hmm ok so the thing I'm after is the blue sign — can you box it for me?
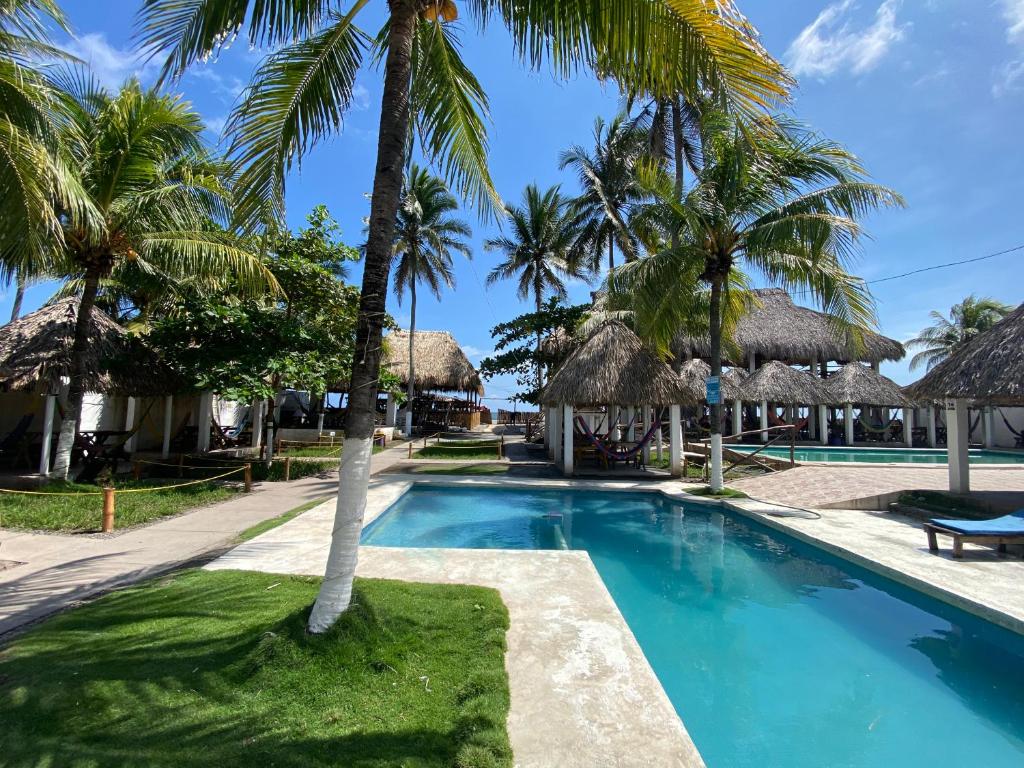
[706,376,721,405]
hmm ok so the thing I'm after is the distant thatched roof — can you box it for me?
[824,363,914,407]
[385,329,483,395]
[739,360,828,405]
[675,288,904,365]
[0,298,175,395]
[541,320,693,406]
[907,302,1024,405]
[677,359,746,402]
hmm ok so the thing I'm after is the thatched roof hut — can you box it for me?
[541,320,693,406]
[677,359,746,402]
[384,329,483,395]
[739,360,828,405]
[824,363,914,407]
[675,288,904,365]
[0,298,174,395]
[907,302,1024,405]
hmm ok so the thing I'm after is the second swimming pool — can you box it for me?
[728,445,1024,464]
[362,485,1024,768]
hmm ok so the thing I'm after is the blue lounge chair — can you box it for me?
[924,510,1024,558]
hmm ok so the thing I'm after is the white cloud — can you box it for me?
[63,33,155,89]
[786,0,908,79]
[204,114,227,137]
[187,68,245,103]
[993,58,1024,96]
[461,345,493,359]
[352,83,370,111]
[1003,0,1024,43]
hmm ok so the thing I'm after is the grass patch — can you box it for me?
[408,464,511,476]
[277,443,387,457]
[0,570,513,768]
[897,490,992,518]
[685,485,748,499]
[236,498,328,542]
[0,479,238,532]
[416,442,504,461]
[251,459,337,482]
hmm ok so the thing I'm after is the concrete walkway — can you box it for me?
[0,440,411,638]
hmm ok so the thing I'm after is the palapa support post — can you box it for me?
[243,463,252,493]
[102,487,115,533]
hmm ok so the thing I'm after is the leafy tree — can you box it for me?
[485,184,590,393]
[907,295,1013,371]
[612,114,902,490]
[139,0,791,632]
[392,165,471,434]
[480,298,588,404]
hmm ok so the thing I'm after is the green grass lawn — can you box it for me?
[0,570,513,768]
[277,443,387,457]
[416,441,504,461]
[0,479,239,532]
[236,497,329,542]
[407,464,510,476]
[685,485,749,499]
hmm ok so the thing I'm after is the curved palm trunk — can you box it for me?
[50,268,102,480]
[708,275,724,491]
[404,280,416,436]
[10,272,25,322]
[308,0,418,633]
[534,277,543,396]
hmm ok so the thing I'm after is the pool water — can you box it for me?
[729,445,1024,464]
[362,486,1024,768]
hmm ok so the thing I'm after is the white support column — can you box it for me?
[626,406,636,441]
[844,403,854,446]
[748,351,756,374]
[818,404,828,445]
[669,404,682,477]
[926,405,937,448]
[904,407,915,448]
[161,395,173,458]
[655,406,664,462]
[732,399,743,437]
[871,360,880,373]
[983,406,995,449]
[643,405,652,465]
[562,404,574,476]
[123,396,137,454]
[38,394,56,475]
[385,393,398,428]
[196,391,213,453]
[808,359,818,438]
[550,406,561,463]
[760,400,769,442]
[251,399,264,450]
[946,398,970,493]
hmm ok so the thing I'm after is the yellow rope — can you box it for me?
[0,467,244,497]
[0,487,104,496]
[134,458,245,469]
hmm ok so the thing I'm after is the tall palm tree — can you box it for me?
[47,78,273,479]
[612,114,903,490]
[907,295,1013,371]
[485,184,588,396]
[560,113,648,272]
[138,0,791,632]
[392,164,471,435]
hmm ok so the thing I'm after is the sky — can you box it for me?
[4,0,1024,404]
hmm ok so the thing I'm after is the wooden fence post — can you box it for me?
[407,440,413,459]
[102,487,115,532]
[284,456,291,482]
[132,461,142,481]
[244,463,252,493]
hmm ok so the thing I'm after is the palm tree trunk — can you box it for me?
[10,272,25,322]
[671,98,684,252]
[534,281,543,397]
[308,0,418,633]
[405,280,416,436]
[607,229,615,272]
[708,274,724,491]
[50,267,102,480]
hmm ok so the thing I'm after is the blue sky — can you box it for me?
[5,0,1024,403]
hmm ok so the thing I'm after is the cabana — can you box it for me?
[738,361,829,443]
[908,302,1024,492]
[540,321,693,476]
[383,329,484,432]
[677,359,748,434]
[0,298,181,473]
[824,363,916,447]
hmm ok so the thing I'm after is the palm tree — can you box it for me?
[138,0,791,632]
[47,78,273,479]
[485,184,588,396]
[907,295,1013,371]
[392,164,472,435]
[612,114,903,490]
[559,113,648,272]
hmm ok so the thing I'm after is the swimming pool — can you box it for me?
[729,445,1024,464]
[362,486,1024,768]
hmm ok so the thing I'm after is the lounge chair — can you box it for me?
[924,510,1024,558]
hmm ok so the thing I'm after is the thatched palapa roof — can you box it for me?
[541,320,693,406]
[0,298,174,395]
[675,288,904,365]
[907,302,1024,405]
[385,329,483,395]
[739,360,828,405]
[677,359,746,402]
[824,363,914,407]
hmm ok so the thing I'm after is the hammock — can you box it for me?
[998,408,1022,438]
[575,416,661,462]
[857,411,900,434]
[767,411,808,431]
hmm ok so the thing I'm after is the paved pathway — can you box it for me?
[0,440,411,638]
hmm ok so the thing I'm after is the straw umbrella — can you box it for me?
[541,321,693,475]
[739,361,827,443]
[908,302,1024,492]
[824,363,914,447]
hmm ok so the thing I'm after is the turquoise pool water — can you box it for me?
[362,486,1024,767]
[729,445,1024,464]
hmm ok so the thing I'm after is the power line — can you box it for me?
[864,243,1024,286]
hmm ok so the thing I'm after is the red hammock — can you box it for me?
[575,416,661,461]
